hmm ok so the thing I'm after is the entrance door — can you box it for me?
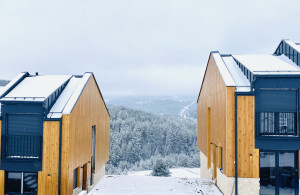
[260,151,298,195]
[90,125,96,186]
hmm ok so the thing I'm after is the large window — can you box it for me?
[259,112,297,136]
[5,114,42,159]
[5,172,38,194]
[257,89,298,137]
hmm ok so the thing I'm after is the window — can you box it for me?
[5,114,42,159]
[207,108,211,169]
[5,172,38,194]
[5,172,21,193]
[257,89,298,137]
[24,173,38,193]
[91,125,96,186]
[219,147,223,171]
[73,168,78,189]
[259,112,297,136]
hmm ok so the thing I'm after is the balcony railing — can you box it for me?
[258,112,297,137]
[2,135,42,159]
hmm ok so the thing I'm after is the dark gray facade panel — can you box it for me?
[7,114,40,135]
[1,103,44,172]
[254,77,300,150]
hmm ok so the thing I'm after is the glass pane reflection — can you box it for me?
[279,152,295,195]
[260,152,276,195]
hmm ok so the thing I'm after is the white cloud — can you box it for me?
[0,0,300,98]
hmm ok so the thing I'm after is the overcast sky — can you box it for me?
[0,1,300,98]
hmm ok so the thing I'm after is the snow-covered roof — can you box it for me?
[47,73,92,118]
[221,56,251,92]
[197,40,300,102]
[0,72,109,119]
[212,52,236,87]
[285,40,300,53]
[0,72,28,98]
[1,75,72,101]
[233,54,300,75]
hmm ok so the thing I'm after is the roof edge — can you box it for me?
[88,72,110,118]
[61,73,110,118]
[0,72,29,99]
[197,52,238,103]
[212,52,236,86]
[197,52,220,103]
[62,73,92,114]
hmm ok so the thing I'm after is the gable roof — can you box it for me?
[0,72,110,119]
[197,40,300,102]
[212,52,236,86]
[197,52,251,102]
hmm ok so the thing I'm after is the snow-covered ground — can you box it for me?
[128,167,200,178]
[88,168,222,195]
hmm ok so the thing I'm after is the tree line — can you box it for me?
[106,104,199,174]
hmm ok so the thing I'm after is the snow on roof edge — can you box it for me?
[48,76,82,115]
[197,52,236,103]
[0,72,28,98]
[90,73,110,118]
[212,52,236,86]
[62,73,92,114]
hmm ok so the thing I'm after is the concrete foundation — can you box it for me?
[216,168,235,195]
[87,165,105,193]
[200,151,212,180]
[200,151,260,195]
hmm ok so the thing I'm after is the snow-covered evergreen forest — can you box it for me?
[106,104,199,174]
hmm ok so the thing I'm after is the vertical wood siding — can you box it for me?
[197,54,232,176]
[38,121,60,194]
[61,115,70,195]
[237,96,259,178]
[60,75,110,195]
[226,87,235,177]
[0,120,4,195]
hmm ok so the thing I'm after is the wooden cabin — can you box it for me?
[0,72,110,195]
[197,40,300,195]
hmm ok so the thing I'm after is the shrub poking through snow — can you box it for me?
[151,159,171,177]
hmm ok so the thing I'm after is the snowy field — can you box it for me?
[88,168,222,195]
[128,167,201,178]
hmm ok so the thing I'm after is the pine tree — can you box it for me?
[151,159,171,177]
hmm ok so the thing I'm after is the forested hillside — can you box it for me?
[106,104,199,174]
[106,96,197,118]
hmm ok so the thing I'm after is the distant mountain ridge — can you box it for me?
[0,80,9,86]
[106,96,197,119]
